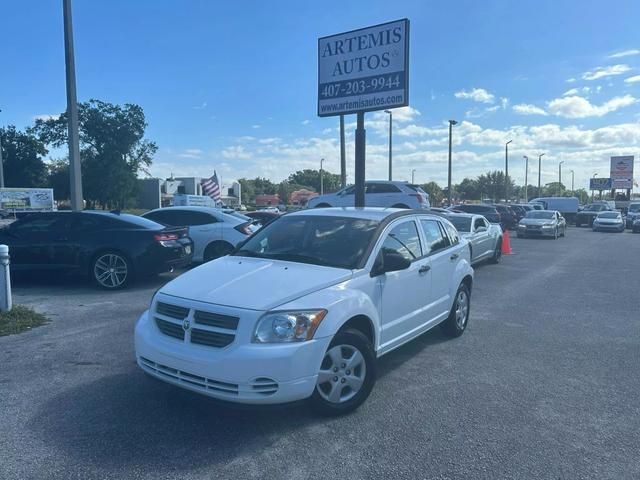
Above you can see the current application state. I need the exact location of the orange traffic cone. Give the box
[501,229,513,255]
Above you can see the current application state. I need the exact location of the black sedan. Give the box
[0,211,193,289]
[448,204,502,225]
[575,203,613,227]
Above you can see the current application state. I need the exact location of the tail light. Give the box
[154,232,179,241]
[410,193,425,204]
[234,222,253,235]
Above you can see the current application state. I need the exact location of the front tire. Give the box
[490,238,502,264]
[309,329,376,416]
[441,283,471,338]
[91,251,132,290]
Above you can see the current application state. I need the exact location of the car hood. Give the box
[159,255,353,311]
[519,218,554,225]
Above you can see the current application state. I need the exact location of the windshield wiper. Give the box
[232,249,264,258]
[262,253,344,268]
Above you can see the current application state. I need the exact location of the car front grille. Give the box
[153,301,239,349]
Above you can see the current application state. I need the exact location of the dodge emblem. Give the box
[182,318,191,331]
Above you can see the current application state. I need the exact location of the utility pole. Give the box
[63,0,84,210]
[447,120,458,206]
[339,115,346,188]
[570,169,575,194]
[320,158,324,195]
[505,140,512,202]
[538,153,545,197]
[385,110,392,180]
[592,173,597,201]
[411,169,416,184]
[0,108,4,188]
[558,161,564,196]
[523,156,528,202]
[354,112,366,207]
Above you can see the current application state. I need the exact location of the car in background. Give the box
[592,211,625,233]
[446,213,503,265]
[575,203,614,227]
[493,204,517,230]
[244,210,281,227]
[528,197,580,223]
[135,208,473,415]
[448,204,501,225]
[0,211,193,289]
[625,202,640,229]
[142,206,256,263]
[509,205,527,221]
[516,210,566,239]
[258,206,281,214]
[632,217,640,233]
[307,181,430,209]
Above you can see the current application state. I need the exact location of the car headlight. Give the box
[542,223,554,228]
[518,223,525,228]
[253,310,327,343]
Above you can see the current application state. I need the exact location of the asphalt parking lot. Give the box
[1,227,639,480]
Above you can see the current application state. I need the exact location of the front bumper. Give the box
[134,310,331,404]
[517,226,556,237]
[592,222,624,231]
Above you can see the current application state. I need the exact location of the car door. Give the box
[419,218,457,322]
[174,210,221,262]
[6,214,72,269]
[472,216,492,260]
[375,218,430,352]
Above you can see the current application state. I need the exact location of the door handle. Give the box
[450,253,459,260]
[418,264,430,274]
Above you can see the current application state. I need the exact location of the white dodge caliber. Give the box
[135,208,474,415]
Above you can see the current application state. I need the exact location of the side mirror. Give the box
[371,251,411,276]
[475,226,487,233]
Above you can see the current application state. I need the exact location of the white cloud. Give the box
[251,124,261,129]
[624,75,640,83]
[193,102,207,110]
[33,114,60,121]
[609,49,640,59]
[258,137,281,144]
[547,95,637,118]
[322,127,333,135]
[178,148,203,159]
[454,88,495,104]
[566,78,576,83]
[500,97,509,109]
[582,64,631,81]
[221,146,251,160]
[513,104,548,116]
[301,119,310,125]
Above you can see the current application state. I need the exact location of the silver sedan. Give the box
[446,213,503,265]
[516,210,567,239]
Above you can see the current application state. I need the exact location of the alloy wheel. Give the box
[455,290,469,329]
[93,253,128,288]
[316,345,367,404]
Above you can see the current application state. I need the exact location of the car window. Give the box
[366,183,401,194]
[473,218,485,230]
[11,215,68,233]
[143,210,181,225]
[380,221,422,261]
[343,186,355,195]
[71,214,105,230]
[442,221,459,245]
[420,219,450,254]
[145,210,216,226]
[183,211,218,225]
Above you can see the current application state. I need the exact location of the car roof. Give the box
[146,206,224,214]
[444,212,477,219]
[287,207,437,222]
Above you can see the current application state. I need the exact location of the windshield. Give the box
[598,212,620,219]
[583,204,605,211]
[447,216,472,232]
[232,215,379,269]
[525,211,555,219]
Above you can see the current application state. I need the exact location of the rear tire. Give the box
[203,241,234,262]
[441,283,471,338]
[309,329,376,416]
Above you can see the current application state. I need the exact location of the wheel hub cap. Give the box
[316,344,366,404]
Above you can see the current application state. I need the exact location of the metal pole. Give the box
[524,156,528,202]
[320,158,324,195]
[0,109,4,188]
[354,112,366,207]
[339,115,346,188]
[448,120,457,206]
[558,161,564,196]
[538,153,545,197]
[571,170,574,194]
[505,140,512,202]
[63,0,84,211]
[385,110,392,180]
[411,169,416,184]
[0,244,12,312]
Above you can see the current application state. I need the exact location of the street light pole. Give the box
[570,169,575,194]
[538,153,545,197]
[63,0,84,211]
[411,169,416,184]
[385,110,392,181]
[558,161,564,196]
[448,120,458,206]
[339,115,346,188]
[320,158,324,195]
[523,156,529,202]
[505,140,512,202]
[0,108,4,188]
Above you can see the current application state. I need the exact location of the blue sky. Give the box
[3,0,640,189]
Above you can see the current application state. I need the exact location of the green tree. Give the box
[476,170,515,201]
[288,169,340,193]
[420,181,443,206]
[455,177,481,201]
[32,99,157,209]
[0,125,48,187]
[47,159,71,201]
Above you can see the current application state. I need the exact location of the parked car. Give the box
[632,217,640,233]
[135,208,473,415]
[448,204,501,225]
[142,206,256,263]
[446,213,503,265]
[592,211,625,232]
[0,211,193,289]
[307,181,430,209]
[258,206,281,214]
[575,203,614,227]
[492,204,517,230]
[516,210,567,239]
[625,202,640,229]
[244,210,281,227]
[509,205,527,221]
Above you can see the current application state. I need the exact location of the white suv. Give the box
[307,181,430,209]
[135,208,473,414]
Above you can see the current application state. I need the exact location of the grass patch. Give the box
[0,305,49,336]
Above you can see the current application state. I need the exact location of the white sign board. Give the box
[317,19,409,117]
[0,188,55,211]
[172,194,216,207]
[610,155,634,189]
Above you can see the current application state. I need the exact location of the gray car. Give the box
[592,211,625,233]
[516,210,567,239]
[446,213,503,265]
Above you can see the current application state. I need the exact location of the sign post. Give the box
[318,19,409,207]
[610,156,634,190]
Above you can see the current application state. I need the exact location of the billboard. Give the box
[0,188,55,211]
[317,19,409,117]
[610,156,634,189]
[589,177,612,190]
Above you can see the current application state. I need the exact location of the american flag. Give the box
[201,171,221,202]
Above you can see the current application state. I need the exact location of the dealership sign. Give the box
[610,155,634,189]
[589,177,612,190]
[317,19,409,117]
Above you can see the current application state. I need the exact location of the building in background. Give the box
[289,188,318,207]
[255,194,280,207]
[136,175,241,210]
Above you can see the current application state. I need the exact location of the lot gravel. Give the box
[1,227,639,480]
